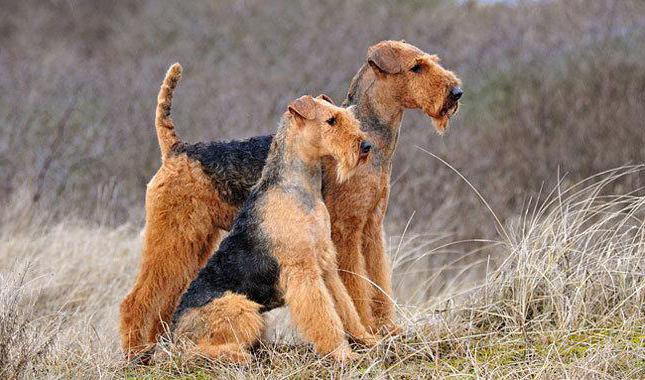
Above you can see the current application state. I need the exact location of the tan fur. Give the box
[366,42,461,134]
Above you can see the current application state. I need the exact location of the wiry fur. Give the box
[172,97,376,363]
[119,41,462,361]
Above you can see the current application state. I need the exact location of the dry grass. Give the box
[0,166,642,379]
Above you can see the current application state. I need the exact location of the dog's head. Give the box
[366,40,463,134]
[287,95,370,183]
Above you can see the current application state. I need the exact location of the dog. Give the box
[172,94,376,363]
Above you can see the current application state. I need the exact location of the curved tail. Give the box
[155,63,183,159]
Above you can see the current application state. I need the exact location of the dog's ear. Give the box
[316,94,335,105]
[288,95,317,120]
[368,43,402,75]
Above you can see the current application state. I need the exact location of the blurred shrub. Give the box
[0,0,643,238]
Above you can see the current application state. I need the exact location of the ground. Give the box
[0,168,643,379]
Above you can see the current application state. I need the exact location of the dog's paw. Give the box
[377,321,403,337]
[331,345,357,364]
[126,345,156,366]
[220,349,252,364]
[354,333,379,347]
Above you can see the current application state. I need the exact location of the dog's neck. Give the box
[344,64,404,162]
[259,116,322,197]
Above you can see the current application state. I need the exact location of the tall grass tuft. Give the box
[0,267,58,380]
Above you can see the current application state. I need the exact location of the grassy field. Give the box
[0,0,644,378]
[1,167,643,379]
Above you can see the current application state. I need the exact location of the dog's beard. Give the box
[336,165,355,183]
[431,102,459,135]
[431,116,449,135]
[335,151,361,183]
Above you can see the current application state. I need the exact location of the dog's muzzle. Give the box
[441,86,463,117]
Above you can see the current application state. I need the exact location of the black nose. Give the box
[360,140,372,155]
[450,86,463,100]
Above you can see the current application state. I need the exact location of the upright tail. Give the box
[155,63,183,159]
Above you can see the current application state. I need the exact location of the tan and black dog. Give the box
[120,41,462,360]
[172,94,376,363]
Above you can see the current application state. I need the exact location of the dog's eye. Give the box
[410,63,422,73]
[326,117,336,126]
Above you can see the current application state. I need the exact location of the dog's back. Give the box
[171,136,273,207]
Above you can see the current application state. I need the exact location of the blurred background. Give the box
[1,0,643,235]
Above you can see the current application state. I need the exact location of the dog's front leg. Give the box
[321,246,378,347]
[332,223,376,331]
[362,192,401,336]
[279,263,355,363]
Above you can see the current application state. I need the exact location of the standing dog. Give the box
[120,41,462,360]
[172,95,375,363]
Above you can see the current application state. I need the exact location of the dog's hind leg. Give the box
[120,225,224,361]
[175,293,264,364]
[145,228,225,345]
[119,158,226,361]
[119,283,155,363]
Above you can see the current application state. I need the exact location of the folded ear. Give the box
[367,43,402,74]
[316,94,335,105]
[288,95,317,120]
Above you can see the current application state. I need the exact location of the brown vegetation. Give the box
[1,0,642,234]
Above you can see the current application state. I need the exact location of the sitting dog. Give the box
[172,95,377,363]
